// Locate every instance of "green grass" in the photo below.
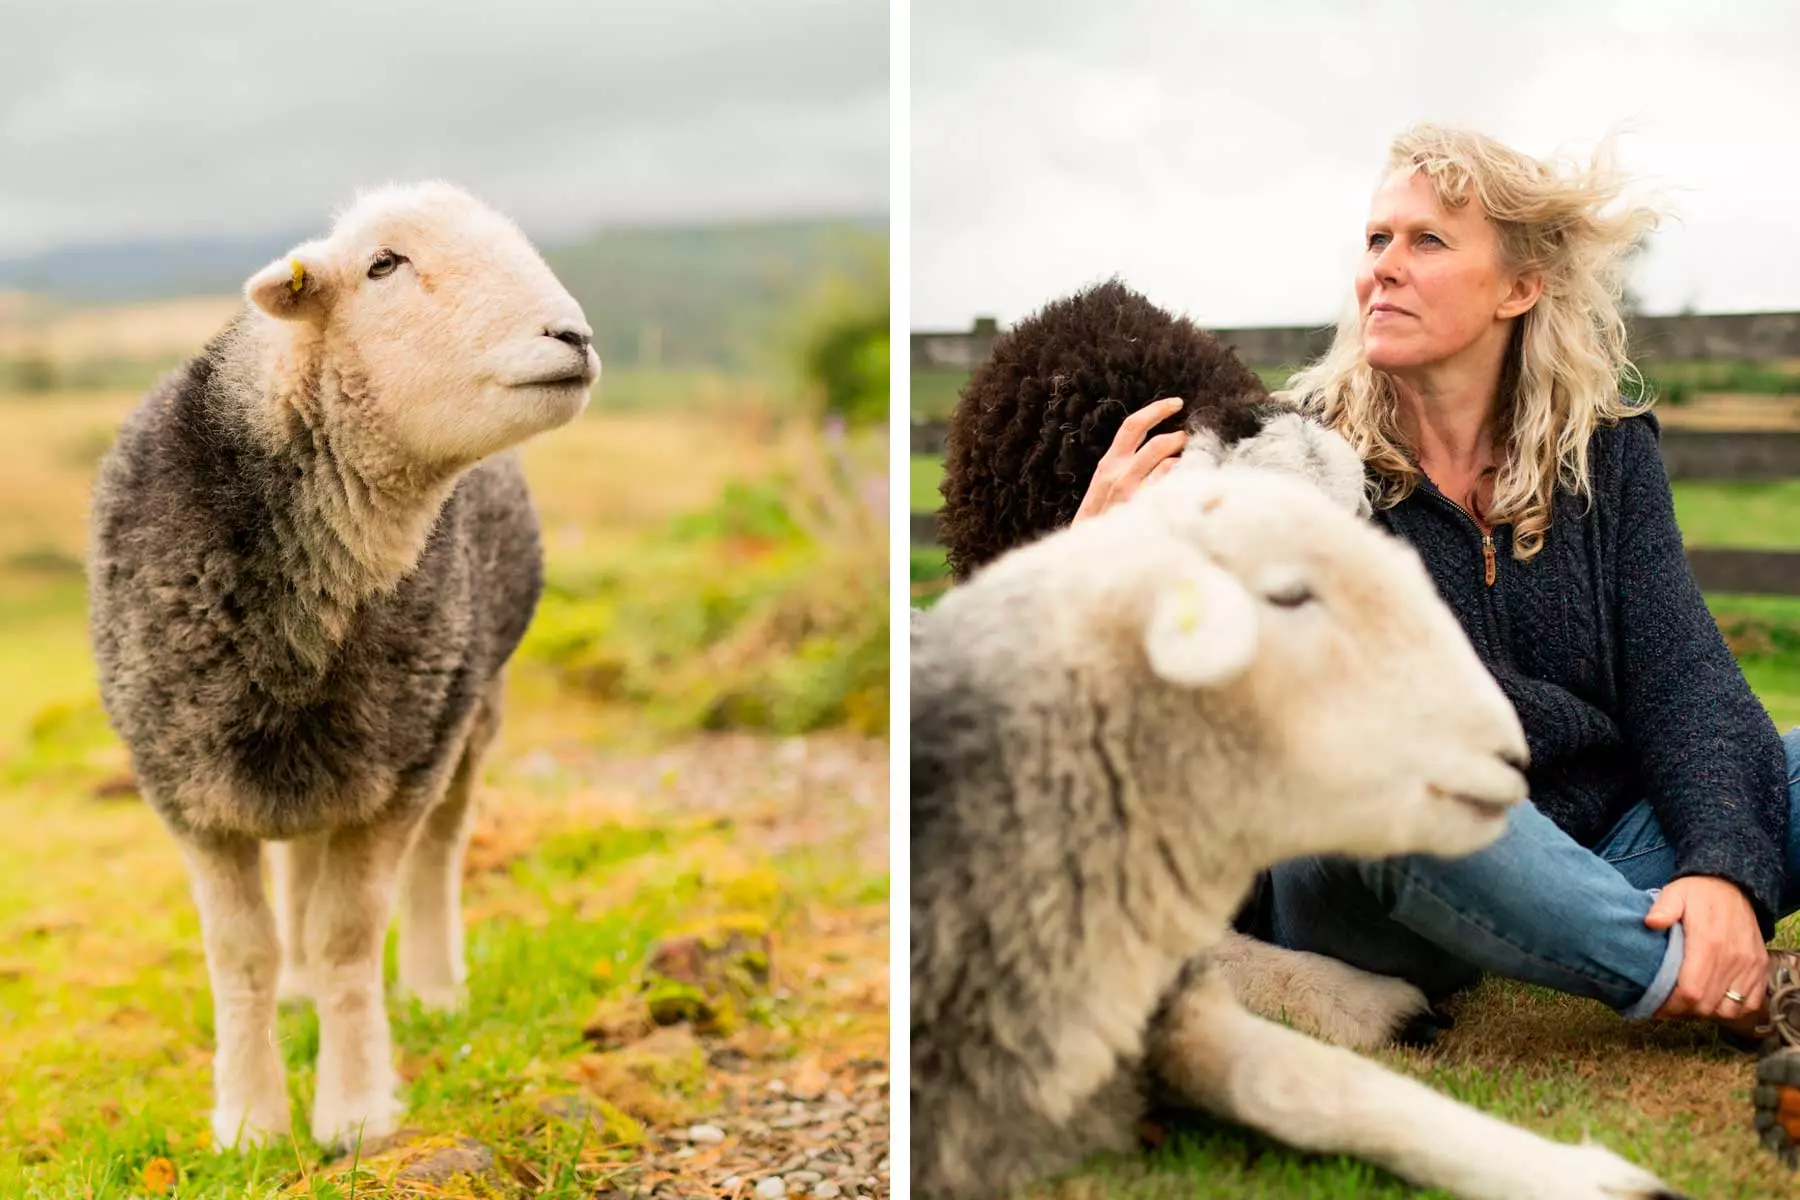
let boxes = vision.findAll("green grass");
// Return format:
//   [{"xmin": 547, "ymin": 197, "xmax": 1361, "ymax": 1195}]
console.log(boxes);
[
  {"xmin": 1640, "ymin": 359, "xmax": 1800, "ymax": 406},
  {"xmin": 1671, "ymin": 480, "xmax": 1800, "ymax": 549},
  {"xmin": 911, "ymin": 454, "xmax": 944, "ymax": 512},
  {"xmin": 911, "ymin": 369, "xmax": 967, "ymax": 420},
  {"xmin": 0, "ymin": 384, "xmax": 889, "ymax": 1199},
  {"xmin": 0, "ymin": 763, "xmax": 887, "ymax": 1198}
]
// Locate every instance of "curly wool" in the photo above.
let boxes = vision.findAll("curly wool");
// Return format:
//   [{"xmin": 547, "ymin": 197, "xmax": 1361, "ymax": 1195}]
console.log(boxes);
[{"xmin": 938, "ymin": 279, "xmax": 1272, "ymax": 580}]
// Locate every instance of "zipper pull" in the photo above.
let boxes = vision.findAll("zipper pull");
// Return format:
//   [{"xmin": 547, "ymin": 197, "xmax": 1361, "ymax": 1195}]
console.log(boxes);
[{"xmin": 1482, "ymin": 533, "xmax": 1496, "ymax": 587}]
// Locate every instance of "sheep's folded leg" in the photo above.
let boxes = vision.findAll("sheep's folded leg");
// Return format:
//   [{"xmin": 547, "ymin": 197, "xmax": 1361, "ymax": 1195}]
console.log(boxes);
[
  {"xmin": 269, "ymin": 834, "xmax": 325, "ymax": 1005},
  {"xmin": 307, "ymin": 819, "xmax": 412, "ymax": 1149},
  {"xmin": 1150, "ymin": 972, "xmax": 1680, "ymax": 1200},
  {"xmin": 178, "ymin": 833, "xmax": 291, "ymax": 1149},
  {"xmin": 398, "ymin": 682, "xmax": 498, "ymax": 1011},
  {"xmin": 1201, "ymin": 932, "xmax": 1429, "ymax": 1050}
]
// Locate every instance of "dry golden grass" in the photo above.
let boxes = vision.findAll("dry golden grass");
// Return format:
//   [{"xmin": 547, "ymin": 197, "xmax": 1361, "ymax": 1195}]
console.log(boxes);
[{"xmin": 0, "ymin": 295, "xmax": 239, "ymax": 363}]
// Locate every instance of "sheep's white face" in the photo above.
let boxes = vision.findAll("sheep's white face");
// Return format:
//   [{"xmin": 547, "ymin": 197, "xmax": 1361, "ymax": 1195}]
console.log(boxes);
[
  {"xmin": 245, "ymin": 182, "xmax": 597, "ymax": 468},
  {"xmin": 1131, "ymin": 464, "xmax": 1528, "ymax": 863}
]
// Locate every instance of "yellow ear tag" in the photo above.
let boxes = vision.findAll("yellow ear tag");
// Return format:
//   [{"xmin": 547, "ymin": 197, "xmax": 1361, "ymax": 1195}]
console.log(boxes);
[
  {"xmin": 288, "ymin": 259, "xmax": 306, "ymax": 293},
  {"xmin": 1174, "ymin": 577, "xmax": 1204, "ymax": 633}
]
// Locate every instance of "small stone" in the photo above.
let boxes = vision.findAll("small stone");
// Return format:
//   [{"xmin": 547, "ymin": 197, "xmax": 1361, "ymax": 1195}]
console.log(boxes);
[
  {"xmin": 724, "ymin": 1177, "xmax": 742, "ymax": 1191},
  {"xmin": 789, "ymin": 1171, "xmax": 823, "ymax": 1184},
  {"xmin": 687, "ymin": 1124, "xmax": 726, "ymax": 1144},
  {"xmin": 756, "ymin": 1177, "xmax": 787, "ymax": 1198},
  {"xmin": 393, "ymin": 1137, "xmax": 499, "ymax": 1188},
  {"xmin": 875, "ymin": 1157, "xmax": 888, "ymax": 1173},
  {"xmin": 812, "ymin": 1184, "xmax": 841, "ymax": 1199}
]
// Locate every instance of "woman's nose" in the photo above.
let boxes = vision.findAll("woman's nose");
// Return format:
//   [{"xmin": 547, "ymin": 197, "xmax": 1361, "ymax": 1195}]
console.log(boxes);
[{"xmin": 1371, "ymin": 243, "xmax": 1403, "ymax": 285}]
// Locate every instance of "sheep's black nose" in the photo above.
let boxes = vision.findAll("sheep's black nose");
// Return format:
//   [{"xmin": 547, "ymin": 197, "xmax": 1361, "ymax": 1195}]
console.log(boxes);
[{"xmin": 547, "ymin": 324, "xmax": 591, "ymax": 352}]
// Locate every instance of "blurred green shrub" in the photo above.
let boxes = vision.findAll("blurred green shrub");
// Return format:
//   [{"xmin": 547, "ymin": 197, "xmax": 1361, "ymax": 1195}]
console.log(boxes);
[
  {"xmin": 783, "ymin": 240, "xmax": 888, "ymax": 427},
  {"xmin": 523, "ymin": 423, "xmax": 888, "ymax": 737},
  {"xmin": 804, "ymin": 310, "xmax": 888, "ymax": 426}
]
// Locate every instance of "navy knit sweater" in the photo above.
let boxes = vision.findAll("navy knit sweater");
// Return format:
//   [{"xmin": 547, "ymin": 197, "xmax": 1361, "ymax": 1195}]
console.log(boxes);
[{"xmin": 1378, "ymin": 411, "xmax": 1789, "ymax": 932}]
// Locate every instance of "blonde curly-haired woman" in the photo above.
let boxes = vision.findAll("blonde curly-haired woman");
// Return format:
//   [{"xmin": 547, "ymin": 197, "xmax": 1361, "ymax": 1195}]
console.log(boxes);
[{"xmin": 1080, "ymin": 123, "xmax": 1800, "ymax": 1154}]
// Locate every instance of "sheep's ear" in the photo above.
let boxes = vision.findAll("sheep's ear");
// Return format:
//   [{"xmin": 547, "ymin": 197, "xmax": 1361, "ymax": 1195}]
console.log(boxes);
[
  {"xmin": 1142, "ymin": 554, "xmax": 1259, "ymax": 687},
  {"xmin": 246, "ymin": 243, "xmax": 335, "ymax": 322}
]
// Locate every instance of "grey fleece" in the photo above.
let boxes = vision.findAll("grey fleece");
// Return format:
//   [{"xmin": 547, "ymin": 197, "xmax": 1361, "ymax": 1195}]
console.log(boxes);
[
  {"xmin": 1377, "ymin": 411, "xmax": 1788, "ymax": 931},
  {"xmin": 88, "ymin": 319, "xmax": 544, "ymax": 841}
]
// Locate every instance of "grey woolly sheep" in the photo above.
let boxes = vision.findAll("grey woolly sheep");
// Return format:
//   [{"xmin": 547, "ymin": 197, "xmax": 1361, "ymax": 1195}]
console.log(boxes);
[{"xmin": 88, "ymin": 181, "xmax": 597, "ymax": 1150}]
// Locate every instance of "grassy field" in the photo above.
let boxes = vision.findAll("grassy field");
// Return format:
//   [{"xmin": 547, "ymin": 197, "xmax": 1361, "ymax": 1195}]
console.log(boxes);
[
  {"xmin": 909, "ymin": 389, "xmax": 1800, "ymax": 1195},
  {"xmin": 0, "ymin": 382, "xmax": 890, "ymax": 1199}
]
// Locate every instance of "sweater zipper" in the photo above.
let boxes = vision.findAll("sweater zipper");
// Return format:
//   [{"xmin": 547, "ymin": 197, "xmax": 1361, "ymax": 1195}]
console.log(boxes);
[{"xmin": 1419, "ymin": 485, "xmax": 1498, "ymax": 588}]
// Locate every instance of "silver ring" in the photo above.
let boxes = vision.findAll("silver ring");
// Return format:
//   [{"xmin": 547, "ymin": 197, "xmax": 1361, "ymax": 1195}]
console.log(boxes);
[{"xmin": 1725, "ymin": 988, "xmax": 1748, "ymax": 1005}]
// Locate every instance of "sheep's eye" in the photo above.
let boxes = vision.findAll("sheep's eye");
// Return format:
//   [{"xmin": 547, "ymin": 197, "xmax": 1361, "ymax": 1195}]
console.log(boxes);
[
  {"xmin": 368, "ymin": 251, "xmax": 405, "ymax": 279},
  {"xmin": 1266, "ymin": 584, "xmax": 1316, "ymax": 609}
]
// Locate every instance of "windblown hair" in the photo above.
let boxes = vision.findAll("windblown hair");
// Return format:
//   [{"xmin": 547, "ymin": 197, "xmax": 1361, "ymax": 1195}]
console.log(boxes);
[
  {"xmin": 937, "ymin": 280, "xmax": 1269, "ymax": 580},
  {"xmin": 1288, "ymin": 123, "xmax": 1663, "ymax": 560}
]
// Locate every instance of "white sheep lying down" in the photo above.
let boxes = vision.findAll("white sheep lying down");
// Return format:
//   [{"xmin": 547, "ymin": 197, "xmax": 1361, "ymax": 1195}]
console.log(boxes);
[{"xmin": 909, "ymin": 459, "xmax": 1678, "ymax": 1200}]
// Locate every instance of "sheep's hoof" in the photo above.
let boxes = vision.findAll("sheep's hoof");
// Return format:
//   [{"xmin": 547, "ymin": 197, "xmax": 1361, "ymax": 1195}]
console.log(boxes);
[
  {"xmin": 211, "ymin": 1101, "xmax": 292, "ymax": 1151},
  {"xmin": 312, "ymin": 1090, "xmax": 404, "ymax": 1152},
  {"xmin": 1753, "ymin": 1047, "xmax": 1800, "ymax": 1168}
]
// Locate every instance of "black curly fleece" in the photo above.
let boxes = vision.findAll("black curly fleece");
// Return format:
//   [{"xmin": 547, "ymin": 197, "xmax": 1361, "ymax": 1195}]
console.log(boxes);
[{"xmin": 938, "ymin": 280, "xmax": 1271, "ymax": 580}]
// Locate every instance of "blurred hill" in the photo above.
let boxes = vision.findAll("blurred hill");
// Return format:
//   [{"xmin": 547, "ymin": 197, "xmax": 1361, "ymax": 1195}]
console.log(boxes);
[{"xmin": 0, "ymin": 215, "xmax": 889, "ymax": 375}]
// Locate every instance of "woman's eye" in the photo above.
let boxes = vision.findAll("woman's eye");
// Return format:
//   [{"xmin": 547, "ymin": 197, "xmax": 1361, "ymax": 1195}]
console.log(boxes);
[
  {"xmin": 368, "ymin": 251, "xmax": 405, "ymax": 279},
  {"xmin": 1266, "ymin": 585, "xmax": 1316, "ymax": 609},
  {"xmin": 1366, "ymin": 232, "xmax": 1389, "ymax": 250},
  {"xmin": 1418, "ymin": 232, "xmax": 1444, "ymax": 246}
]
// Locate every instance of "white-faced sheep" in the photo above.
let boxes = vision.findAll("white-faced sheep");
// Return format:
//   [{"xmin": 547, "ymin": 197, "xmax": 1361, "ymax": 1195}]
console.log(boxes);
[
  {"xmin": 910, "ymin": 460, "xmax": 1679, "ymax": 1200},
  {"xmin": 87, "ymin": 182, "xmax": 597, "ymax": 1150},
  {"xmin": 933, "ymin": 280, "xmax": 1445, "ymax": 1051}
]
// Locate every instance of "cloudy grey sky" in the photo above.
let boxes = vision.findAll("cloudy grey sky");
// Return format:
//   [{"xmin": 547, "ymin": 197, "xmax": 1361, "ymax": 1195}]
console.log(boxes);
[
  {"xmin": 913, "ymin": 0, "xmax": 1800, "ymax": 329},
  {"xmin": 0, "ymin": 0, "xmax": 887, "ymax": 257}
]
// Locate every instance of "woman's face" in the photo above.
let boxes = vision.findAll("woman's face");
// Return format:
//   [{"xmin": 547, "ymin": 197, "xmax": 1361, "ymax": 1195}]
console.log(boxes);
[{"xmin": 1356, "ymin": 170, "xmax": 1535, "ymax": 376}]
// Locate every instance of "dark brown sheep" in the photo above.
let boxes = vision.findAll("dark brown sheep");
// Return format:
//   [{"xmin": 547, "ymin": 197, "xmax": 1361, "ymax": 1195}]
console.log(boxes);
[{"xmin": 937, "ymin": 279, "xmax": 1296, "ymax": 580}]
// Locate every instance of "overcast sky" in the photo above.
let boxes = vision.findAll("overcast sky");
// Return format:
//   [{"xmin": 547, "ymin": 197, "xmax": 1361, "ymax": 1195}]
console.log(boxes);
[
  {"xmin": 0, "ymin": 0, "xmax": 887, "ymax": 257},
  {"xmin": 913, "ymin": 0, "xmax": 1800, "ymax": 329}
]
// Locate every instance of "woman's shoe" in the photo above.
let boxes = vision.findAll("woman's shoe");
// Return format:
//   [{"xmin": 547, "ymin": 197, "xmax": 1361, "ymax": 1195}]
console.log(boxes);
[{"xmin": 1751, "ymin": 950, "xmax": 1800, "ymax": 1167}]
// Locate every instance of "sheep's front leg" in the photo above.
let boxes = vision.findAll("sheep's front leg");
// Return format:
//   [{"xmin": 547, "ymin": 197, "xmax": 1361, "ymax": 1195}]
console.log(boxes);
[
  {"xmin": 306, "ymin": 819, "xmax": 413, "ymax": 1149},
  {"xmin": 1151, "ymin": 972, "xmax": 1681, "ymax": 1200},
  {"xmin": 269, "ymin": 834, "xmax": 325, "ymax": 1004},
  {"xmin": 178, "ymin": 833, "xmax": 291, "ymax": 1148},
  {"xmin": 398, "ymin": 694, "xmax": 496, "ymax": 1010}
]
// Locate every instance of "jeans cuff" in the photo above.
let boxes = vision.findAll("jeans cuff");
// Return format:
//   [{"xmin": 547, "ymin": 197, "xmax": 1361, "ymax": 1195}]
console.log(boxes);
[{"xmin": 1620, "ymin": 919, "xmax": 1683, "ymax": 1020}]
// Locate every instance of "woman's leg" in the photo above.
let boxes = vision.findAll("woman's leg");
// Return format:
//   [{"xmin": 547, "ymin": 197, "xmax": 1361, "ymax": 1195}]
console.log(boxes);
[
  {"xmin": 1269, "ymin": 728, "xmax": 1800, "ymax": 1015},
  {"xmin": 1268, "ymin": 800, "xmax": 1683, "ymax": 1016}
]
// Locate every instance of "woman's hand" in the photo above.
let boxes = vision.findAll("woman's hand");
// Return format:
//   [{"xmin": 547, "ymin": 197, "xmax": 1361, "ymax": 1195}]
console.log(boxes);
[
  {"xmin": 1646, "ymin": 875, "xmax": 1769, "ymax": 1022},
  {"xmin": 1072, "ymin": 396, "xmax": 1188, "ymax": 524}
]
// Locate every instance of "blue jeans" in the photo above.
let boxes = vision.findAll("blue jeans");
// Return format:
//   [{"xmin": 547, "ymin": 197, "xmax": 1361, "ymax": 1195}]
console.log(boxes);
[{"xmin": 1268, "ymin": 727, "xmax": 1800, "ymax": 1017}]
